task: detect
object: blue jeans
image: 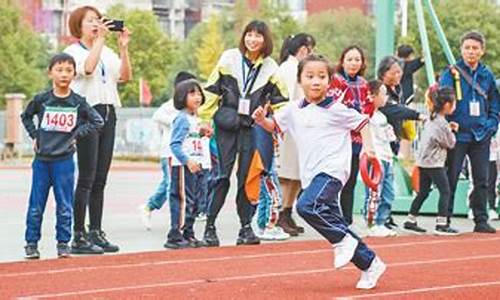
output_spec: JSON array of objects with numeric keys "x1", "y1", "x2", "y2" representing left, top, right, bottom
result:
[
  {"x1": 296, "y1": 173, "x2": 376, "y2": 271},
  {"x1": 25, "y1": 157, "x2": 75, "y2": 244},
  {"x1": 168, "y1": 166, "x2": 203, "y2": 241},
  {"x1": 196, "y1": 169, "x2": 210, "y2": 215},
  {"x1": 257, "y1": 163, "x2": 282, "y2": 229},
  {"x1": 364, "y1": 160, "x2": 395, "y2": 226},
  {"x1": 146, "y1": 158, "x2": 170, "y2": 210}
]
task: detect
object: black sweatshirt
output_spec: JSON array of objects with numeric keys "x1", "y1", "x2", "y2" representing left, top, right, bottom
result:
[{"x1": 21, "y1": 89, "x2": 104, "y2": 161}]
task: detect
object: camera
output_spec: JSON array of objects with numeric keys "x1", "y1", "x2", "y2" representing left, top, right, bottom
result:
[{"x1": 103, "y1": 18, "x2": 124, "y2": 32}]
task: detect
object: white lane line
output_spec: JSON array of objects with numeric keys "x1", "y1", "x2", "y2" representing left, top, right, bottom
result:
[
  {"x1": 3, "y1": 236, "x2": 500, "y2": 278},
  {"x1": 16, "y1": 253, "x2": 500, "y2": 299},
  {"x1": 336, "y1": 280, "x2": 500, "y2": 299}
]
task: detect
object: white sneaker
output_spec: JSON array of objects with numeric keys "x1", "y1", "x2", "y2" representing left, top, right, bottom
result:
[
  {"x1": 467, "y1": 209, "x2": 474, "y2": 220},
  {"x1": 196, "y1": 213, "x2": 207, "y2": 222},
  {"x1": 139, "y1": 204, "x2": 152, "y2": 230},
  {"x1": 356, "y1": 256, "x2": 387, "y2": 289},
  {"x1": 334, "y1": 234, "x2": 358, "y2": 269},
  {"x1": 368, "y1": 225, "x2": 397, "y2": 237},
  {"x1": 257, "y1": 227, "x2": 290, "y2": 241},
  {"x1": 489, "y1": 209, "x2": 499, "y2": 220}
]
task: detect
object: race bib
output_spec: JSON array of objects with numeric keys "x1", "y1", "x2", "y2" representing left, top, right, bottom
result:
[
  {"x1": 186, "y1": 134, "x2": 204, "y2": 158},
  {"x1": 41, "y1": 106, "x2": 77, "y2": 133},
  {"x1": 469, "y1": 101, "x2": 480, "y2": 117}
]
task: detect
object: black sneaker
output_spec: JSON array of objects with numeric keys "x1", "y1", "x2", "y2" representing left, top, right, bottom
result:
[
  {"x1": 88, "y1": 230, "x2": 120, "y2": 253},
  {"x1": 474, "y1": 222, "x2": 497, "y2": 234},
  {"x1": 385, "y1": 216, "x2": 398, "y2": 229},
  {"x1": 434, "y1": 224, "x2": 460, "y2": 236},
  {"x1": 71, "y1": 231, "x2": 104, "y2": 255},
  {"x1": 163, "y1": 238, "x2": 191, "y2": 249},
  {"x1": 236, "y1": 225, "x2": 260, "y2": 246},
  {"x1": 24, "y1": 243, "x2": 40, "y2": 259},
  {"x1": 403, "y1": 221, "x2": 427, "y2": 234},
  {"x1": 57, "y1": 243, "x2": 71, "y2": 258},
  {"x1": 202, "y1": 225, "x2": 220, "y2": 247},
  {"x1": 288, "y1": 213, "x2": 305, "y2": 234},
  {"x1": 183, "y1": 235, "x2": 203, "y2": 248}
]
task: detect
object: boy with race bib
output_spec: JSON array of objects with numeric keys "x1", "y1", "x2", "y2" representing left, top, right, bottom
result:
[{"x1": 21, "y1": 53, "x2": 104, "y2": 259}]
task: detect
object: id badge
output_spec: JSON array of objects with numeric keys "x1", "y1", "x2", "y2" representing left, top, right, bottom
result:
[
  {"x1": 238, "y1": 98, "x2": 251, "y2": 115},
  {"x1": 469, "y1": 101, "x2": 480, "y2": 117}
]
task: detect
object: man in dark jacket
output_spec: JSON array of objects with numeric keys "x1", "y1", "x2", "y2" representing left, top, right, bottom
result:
[
  {"x1": 440, "y1": 31, "x2": 500, "y2": 233},
  {"x1": 397, "y1": 45, "x2": 425, "y2": 105}
]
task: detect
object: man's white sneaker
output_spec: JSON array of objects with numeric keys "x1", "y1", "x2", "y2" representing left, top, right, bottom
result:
[
  {"x1": 368, "y1": 225, "x2": 397, "y2": 237},
  {"x1": 139, "y1": 204, "x2": 152, "y2": 230},
  {"x1": 356, "y1": 256, "x2": 386, "y2": 289},
  {"x1": 488, "y1": 209, "x2": 499, "y2": 220},
  {"x1": 334, "y1": 234, "x2": 358, "y2": 269}
]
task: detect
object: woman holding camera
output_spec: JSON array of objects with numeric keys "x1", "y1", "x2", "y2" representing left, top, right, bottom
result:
[{"x1": 64, "y1": 5, "x2": 132, "y2": 254}]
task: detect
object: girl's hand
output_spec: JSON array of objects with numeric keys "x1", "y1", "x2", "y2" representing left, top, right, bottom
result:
[
  {"x1": 361, "y1": 147, "x2": 377, "y2": 160},
  {"x1": 418, "y1": 113, "x2": 427, "y2": 121},
  {"x1": 187, "y1": 160, "x2": 201, "y2": 173},
  {"x1": 33, "y1": 139, "x2": 38, "y2": 151},
  {"x1": 449, "y1": 121, "x2": 459, "y2": 132},
  {"x1": 252, "y1": 102, "x2": 270, "y2": 124},
  {"x1": 199, "y1": 123, "x2": 213, "y2": 138},
  {"x1": 118, "y1": 27, "x2": 131, "y2": 49}
]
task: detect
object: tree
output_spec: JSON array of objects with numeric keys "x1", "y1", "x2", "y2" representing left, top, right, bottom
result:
[
  {"x1": 400, "y1": 0, "x2": 500, "y2": 91},
  {"x1": 105, "y1": 5, "x2": 176, "y2": 107},
  {"x1": 0, "y1": 0, "x2": 50, "y2": 107},
  {"x1": 195, "y1": 16, "x2": 225, "y2": 80},
  {"x1": 307, "y1": 8, "x2": 376, "y2": 77}
]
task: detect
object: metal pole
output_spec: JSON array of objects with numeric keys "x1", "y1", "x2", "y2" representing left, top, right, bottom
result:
[
  {"x1": 423, "y1": 0, "x2": 456, "y2": 65},
  {"x1": 414, "y1": 0, "x2": 435, "y2": 85},
  {"x1": 401, "y1": 0, "x2": 408, "y2": 37},
  {"x1": 375, "y1": 0, "x2": 396, "y2": 67}
]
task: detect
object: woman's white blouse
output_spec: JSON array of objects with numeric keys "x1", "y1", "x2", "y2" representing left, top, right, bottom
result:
[{"x1": 64, "y1": 43, "x2": 122, "y2": 107}]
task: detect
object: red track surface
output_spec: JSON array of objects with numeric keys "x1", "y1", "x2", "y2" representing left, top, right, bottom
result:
[{"x1": 2, "y1": 233, "x2": 500, "y2": 299}]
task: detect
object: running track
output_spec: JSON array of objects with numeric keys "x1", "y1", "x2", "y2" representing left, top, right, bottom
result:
[{"x1": 1, "y1": 233, "x2": 500, "y2": 299}]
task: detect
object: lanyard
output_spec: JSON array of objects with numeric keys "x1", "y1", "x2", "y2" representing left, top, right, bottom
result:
[
  {"x1": 241, "y1": 56, "x2": 259, "y2": 97},
  {"x1": 79, "y1": 41, "x2": 106, "y2": 84},
  {"x1": 471, "y1": 71, "x2": 478, "y2": 102}
]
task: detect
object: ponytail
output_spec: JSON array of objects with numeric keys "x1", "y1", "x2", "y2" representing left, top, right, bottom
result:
[
  {"x1": 279, "y1": 33, "x2": 316, "y2": 64},
  {"x1": 279, "y1": 35, "x2": 294, "y2": 64}
]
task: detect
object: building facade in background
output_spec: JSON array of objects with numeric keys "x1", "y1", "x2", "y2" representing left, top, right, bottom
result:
[{"x1": 19, "y1": 0, "x2": 372, "y2": 46}]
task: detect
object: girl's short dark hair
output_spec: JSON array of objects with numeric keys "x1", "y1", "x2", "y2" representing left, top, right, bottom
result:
[
  {"x1": 335, "y1": 45, "x2": 367, "y2": 77},
  {"x1": 367, "y1": 79, "x2": 383, "y2": 96},
  {"x1": 429, "y1": 85, "x2": 456, "y2": 120},
  {"x1": 297, "y1": 54, "x2": 334, "y2": 82},
  {"x1": 377, "y1": 55, "x2": 402, "y2": 80},
  {"x1": 279, "y1": 33, "x2": 316, "y2": 64},
  {"x1": 48, "y1": 53, "x2": 76, "y2": 74},
  {"x1": 173, "y1": 79, "x2": 205, "y2": 110},
  {"x1": 239, "y1": 20, "x2": 273, "y2": 58}
]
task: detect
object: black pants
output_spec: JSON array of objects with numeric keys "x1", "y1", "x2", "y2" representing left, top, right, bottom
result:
[
  {"x1": 73, "y1": 104, "x2": 116, "y2": 232},
  {"x1": 488, "y1": 161, "x2": 498, "y2": 210},
  {"x1": 339, "y1": 154, "x2": 359, "y2": 225},
  {"x1": 207, "y1": 127, "x2": 256, "y2": 227},
  {"x1": 409, "y1": 167, "x2": 450, "y2": 217},
  {"x1": 447, "y1": 139, "x2": 490, "y2": 224}
]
